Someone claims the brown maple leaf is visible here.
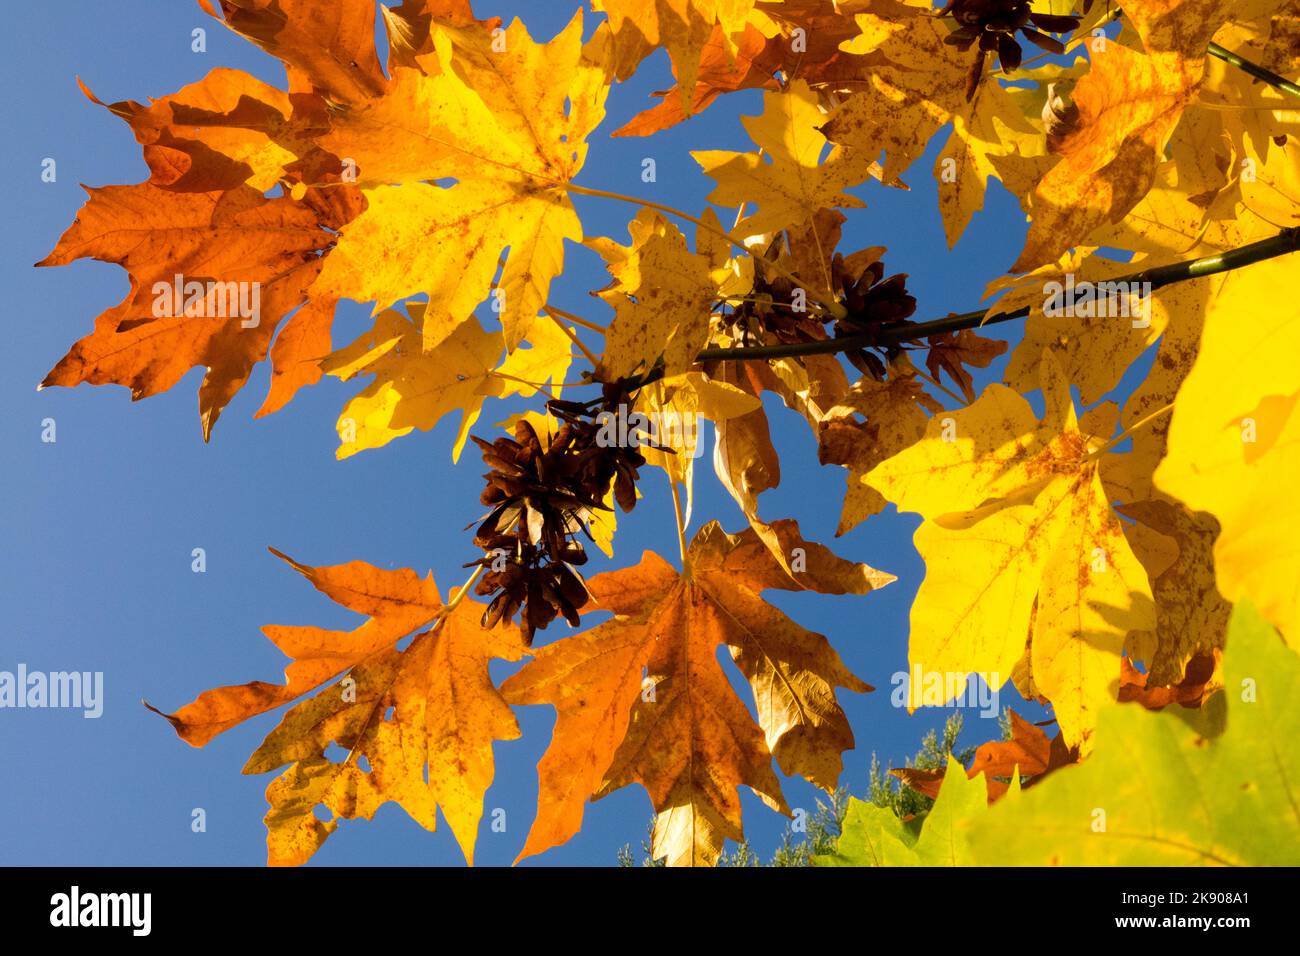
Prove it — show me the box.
[925,328,1009,403]
[1119,650,1222,710]
[501,519,893,866]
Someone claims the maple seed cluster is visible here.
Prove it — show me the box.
[938,0,1080,96]
[725,239,917,380]
[469,381,649,643]
[832,257,919,380]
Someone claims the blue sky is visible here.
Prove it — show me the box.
[0,1,1078,866]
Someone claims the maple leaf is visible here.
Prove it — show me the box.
[613,0,877,137]
[256,295,336,418]
[817,359,941,537]
[822,0,1041,247]
[1155,256,1300,642]
[865,354,1156,749]
[150,549,443,747]
[627,368,766,525]
[894,708,1076,804]
[592,0,757,111]
[151,549,523,865]
[1119,648,1220,710]
[1117,498,1231,687]
[694,78,876,237]
[1009,0,1241,271]
[37,182,335,438]
[322,306,571,461]
[612,22,780,137]
[197,0,388,103]
[382,0,503,68]
[817,758,993,866]
[501,519,892,866]
[247,597,524,867]
[965,601,1300,865]
[984,250,1213,406]
[588,209,720,380]
[924,329,1008,405]
[825,604,1300,866]
[77,71,298,194]
[309,12,613,350]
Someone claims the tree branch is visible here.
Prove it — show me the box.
[1207,41,1300,99]
[695,227,1300,363]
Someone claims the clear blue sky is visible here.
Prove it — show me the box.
[0,1,1086,866]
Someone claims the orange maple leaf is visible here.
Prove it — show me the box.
[502,519,892,866]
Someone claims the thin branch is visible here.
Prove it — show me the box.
[1207,41,1300,99]
[545,304,607,334]
[694,226,1300,363]
[544,307,602,368]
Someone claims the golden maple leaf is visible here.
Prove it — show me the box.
[823,0,1041,247]
[1009,0,1242,271]
[694,78,877,238]
[588,209,721,380]
[311,12,614,350]
[865,353,1156,749]
[320,305,571,461]
[1155,257,1300,643]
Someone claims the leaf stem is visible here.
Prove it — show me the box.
[1089,402,1175,459]
[669,475,688,570]
[544,307,602,369]
[544,304,607,334]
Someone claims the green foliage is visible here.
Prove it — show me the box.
[868,711,977,818]
[816,602,1300,867]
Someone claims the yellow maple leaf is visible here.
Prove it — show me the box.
[1155,257,1300,643]
[323,306,571,461]
[694,78,876,237]
[825,1,1041,246]
[866,354,1156,748]
[1010,0,1241,271]
[310,13,612,350]
[818,358,941,536]
[589,209,720,379]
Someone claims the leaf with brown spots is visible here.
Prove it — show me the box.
[866,353,1155,749]
[151,549,524,866]
[501,519,891,866]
